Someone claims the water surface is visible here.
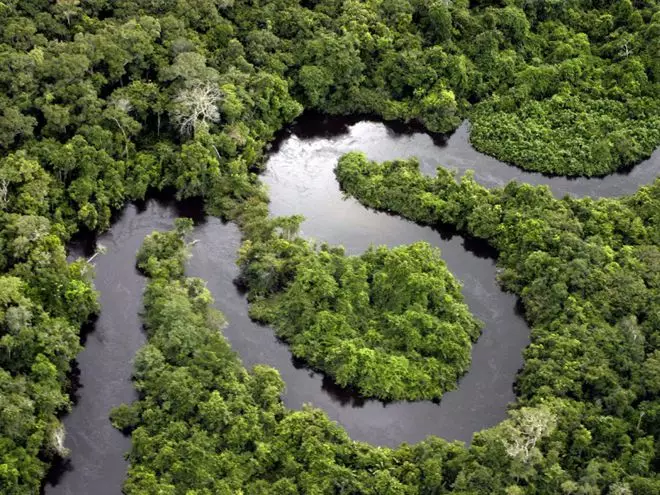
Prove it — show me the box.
[45,200,200,495]
[46,115,660,493]
[279,113,660,198]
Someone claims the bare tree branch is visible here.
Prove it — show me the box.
[502,406,557,464]
[171,82,223,137]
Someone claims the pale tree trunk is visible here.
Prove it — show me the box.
[111,117,130,160]
[0,178,9,208]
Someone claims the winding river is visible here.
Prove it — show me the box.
[45,115,660,494]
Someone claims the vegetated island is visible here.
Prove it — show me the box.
[239,233,482,401]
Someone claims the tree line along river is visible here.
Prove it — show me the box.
[45,114,660,494]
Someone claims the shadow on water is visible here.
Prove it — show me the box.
[269,112,454,156]
[41,457,73,495]
[320,375,368,409]
[46,114,659,493]
[282,113,660,196]
[288,354,367,408]
[45,196,204,495]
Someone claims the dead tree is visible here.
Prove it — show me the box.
[171,82,223,138]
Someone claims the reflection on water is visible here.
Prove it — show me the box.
[46,115,659,494]
[277,113,660,197]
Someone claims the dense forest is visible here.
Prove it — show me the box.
[336,151,660,493]
[111,186,660,493]
[0,0,659,494]
[240,236,482,400]
[109,223,472,494]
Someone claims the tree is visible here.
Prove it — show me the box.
[53,0,81,26]
[0,106,36,149]
[419,87,460,133]
[500,407,557,465]
[104,97,142,160]
[0,153,51,215]
[160,52,219,86]
[641,350,660,396]
[428,0,453,42]
[170,82,223,137]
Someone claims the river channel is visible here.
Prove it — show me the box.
[44,115,660,494]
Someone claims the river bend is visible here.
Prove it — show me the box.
[45,115,660,494]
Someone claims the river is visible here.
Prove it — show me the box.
[44,115,660,494]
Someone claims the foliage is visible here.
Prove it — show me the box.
[114,224,472,494]
[136,218,194,279]
[336,150,660,493]
[0,216,98,492]
[470,95,660,176]
[240,237,481,400]
[118,166,660,491]
[0,0,658,492]
[467,3,660,176]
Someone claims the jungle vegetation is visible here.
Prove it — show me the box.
[111,223,473,494]
[0,0,658,494]
[240,237,481,401]
[115,195,660,493]
[336,150,660,493]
